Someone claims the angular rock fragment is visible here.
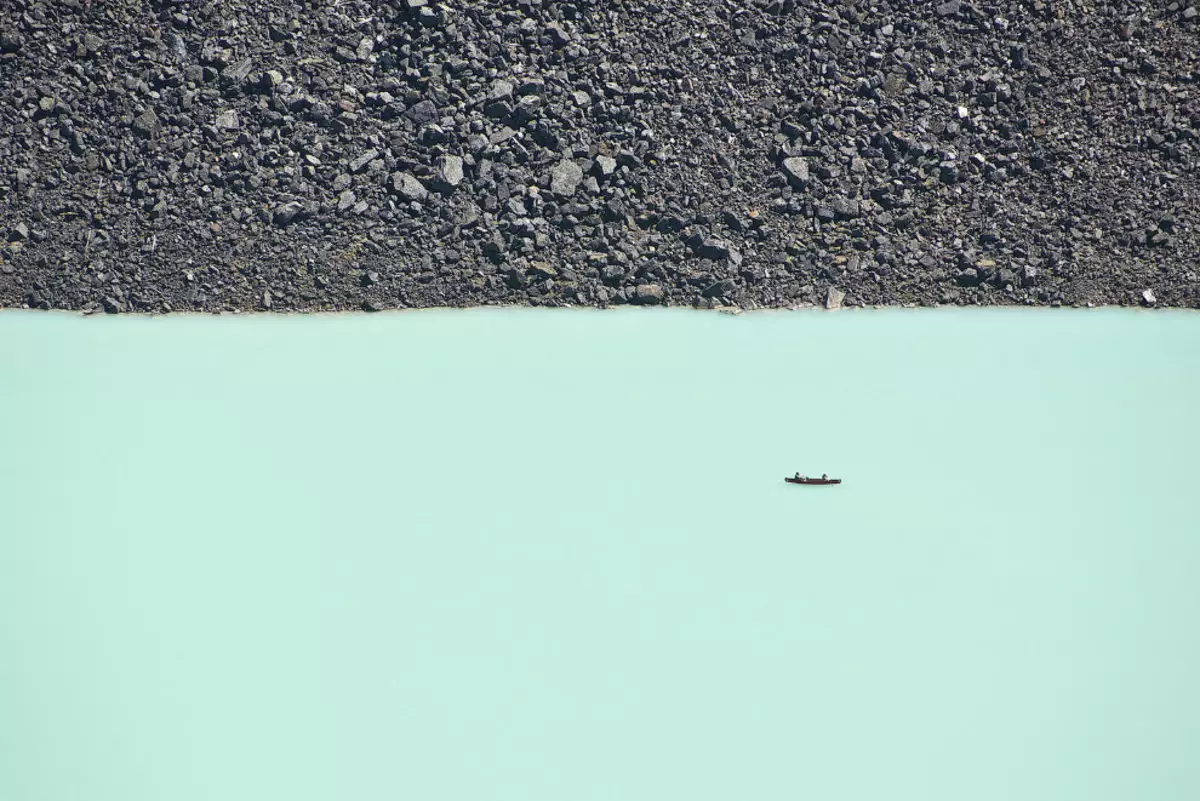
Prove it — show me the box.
[702,279,736,299]
[955,268,981,287]
[272,201,307,226]
[781,157,809,187]
[388,171,427,201]
[633,284,664,305]
[550,159,583,197]
[350,149,380,174]
[593,155,617,178]
[430,155,464,193]
[403,100,438,125]
[0,31,23,54]
[214,109,239,130]
[132,109,159,138]
[687,235,743,266]
[545,23,571,47]
[831,196,860,219]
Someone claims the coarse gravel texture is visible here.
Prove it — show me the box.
[1,0,1198,313]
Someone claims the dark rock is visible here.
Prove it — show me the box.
[350,149,380,174]
[272,202,307,226]
[545,23,571,47]
[955,268,981,287]
[484,80,514,116]
[657,216,686,234]
[702,279,736,298]
[222,59,254,89]
[1,31,24,54]
[403,100,438,125]
[831,197,860,219]
[132,109,159,138]
[689,236,743,265]
[505,267,528,289]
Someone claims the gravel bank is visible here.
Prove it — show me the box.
[1,0,1198,312]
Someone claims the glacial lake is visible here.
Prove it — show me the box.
[2,308,1198,801]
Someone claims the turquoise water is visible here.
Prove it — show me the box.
[2,308,1199,800]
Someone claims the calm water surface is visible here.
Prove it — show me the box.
[2,308,1198,800]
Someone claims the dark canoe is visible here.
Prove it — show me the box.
[785,477,842,485]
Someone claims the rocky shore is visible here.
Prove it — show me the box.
[1,0,1198,312]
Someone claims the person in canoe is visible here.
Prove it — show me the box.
[822,473,828,480]
[794,472,804,480]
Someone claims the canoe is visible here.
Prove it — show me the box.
[785,477,842,485]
